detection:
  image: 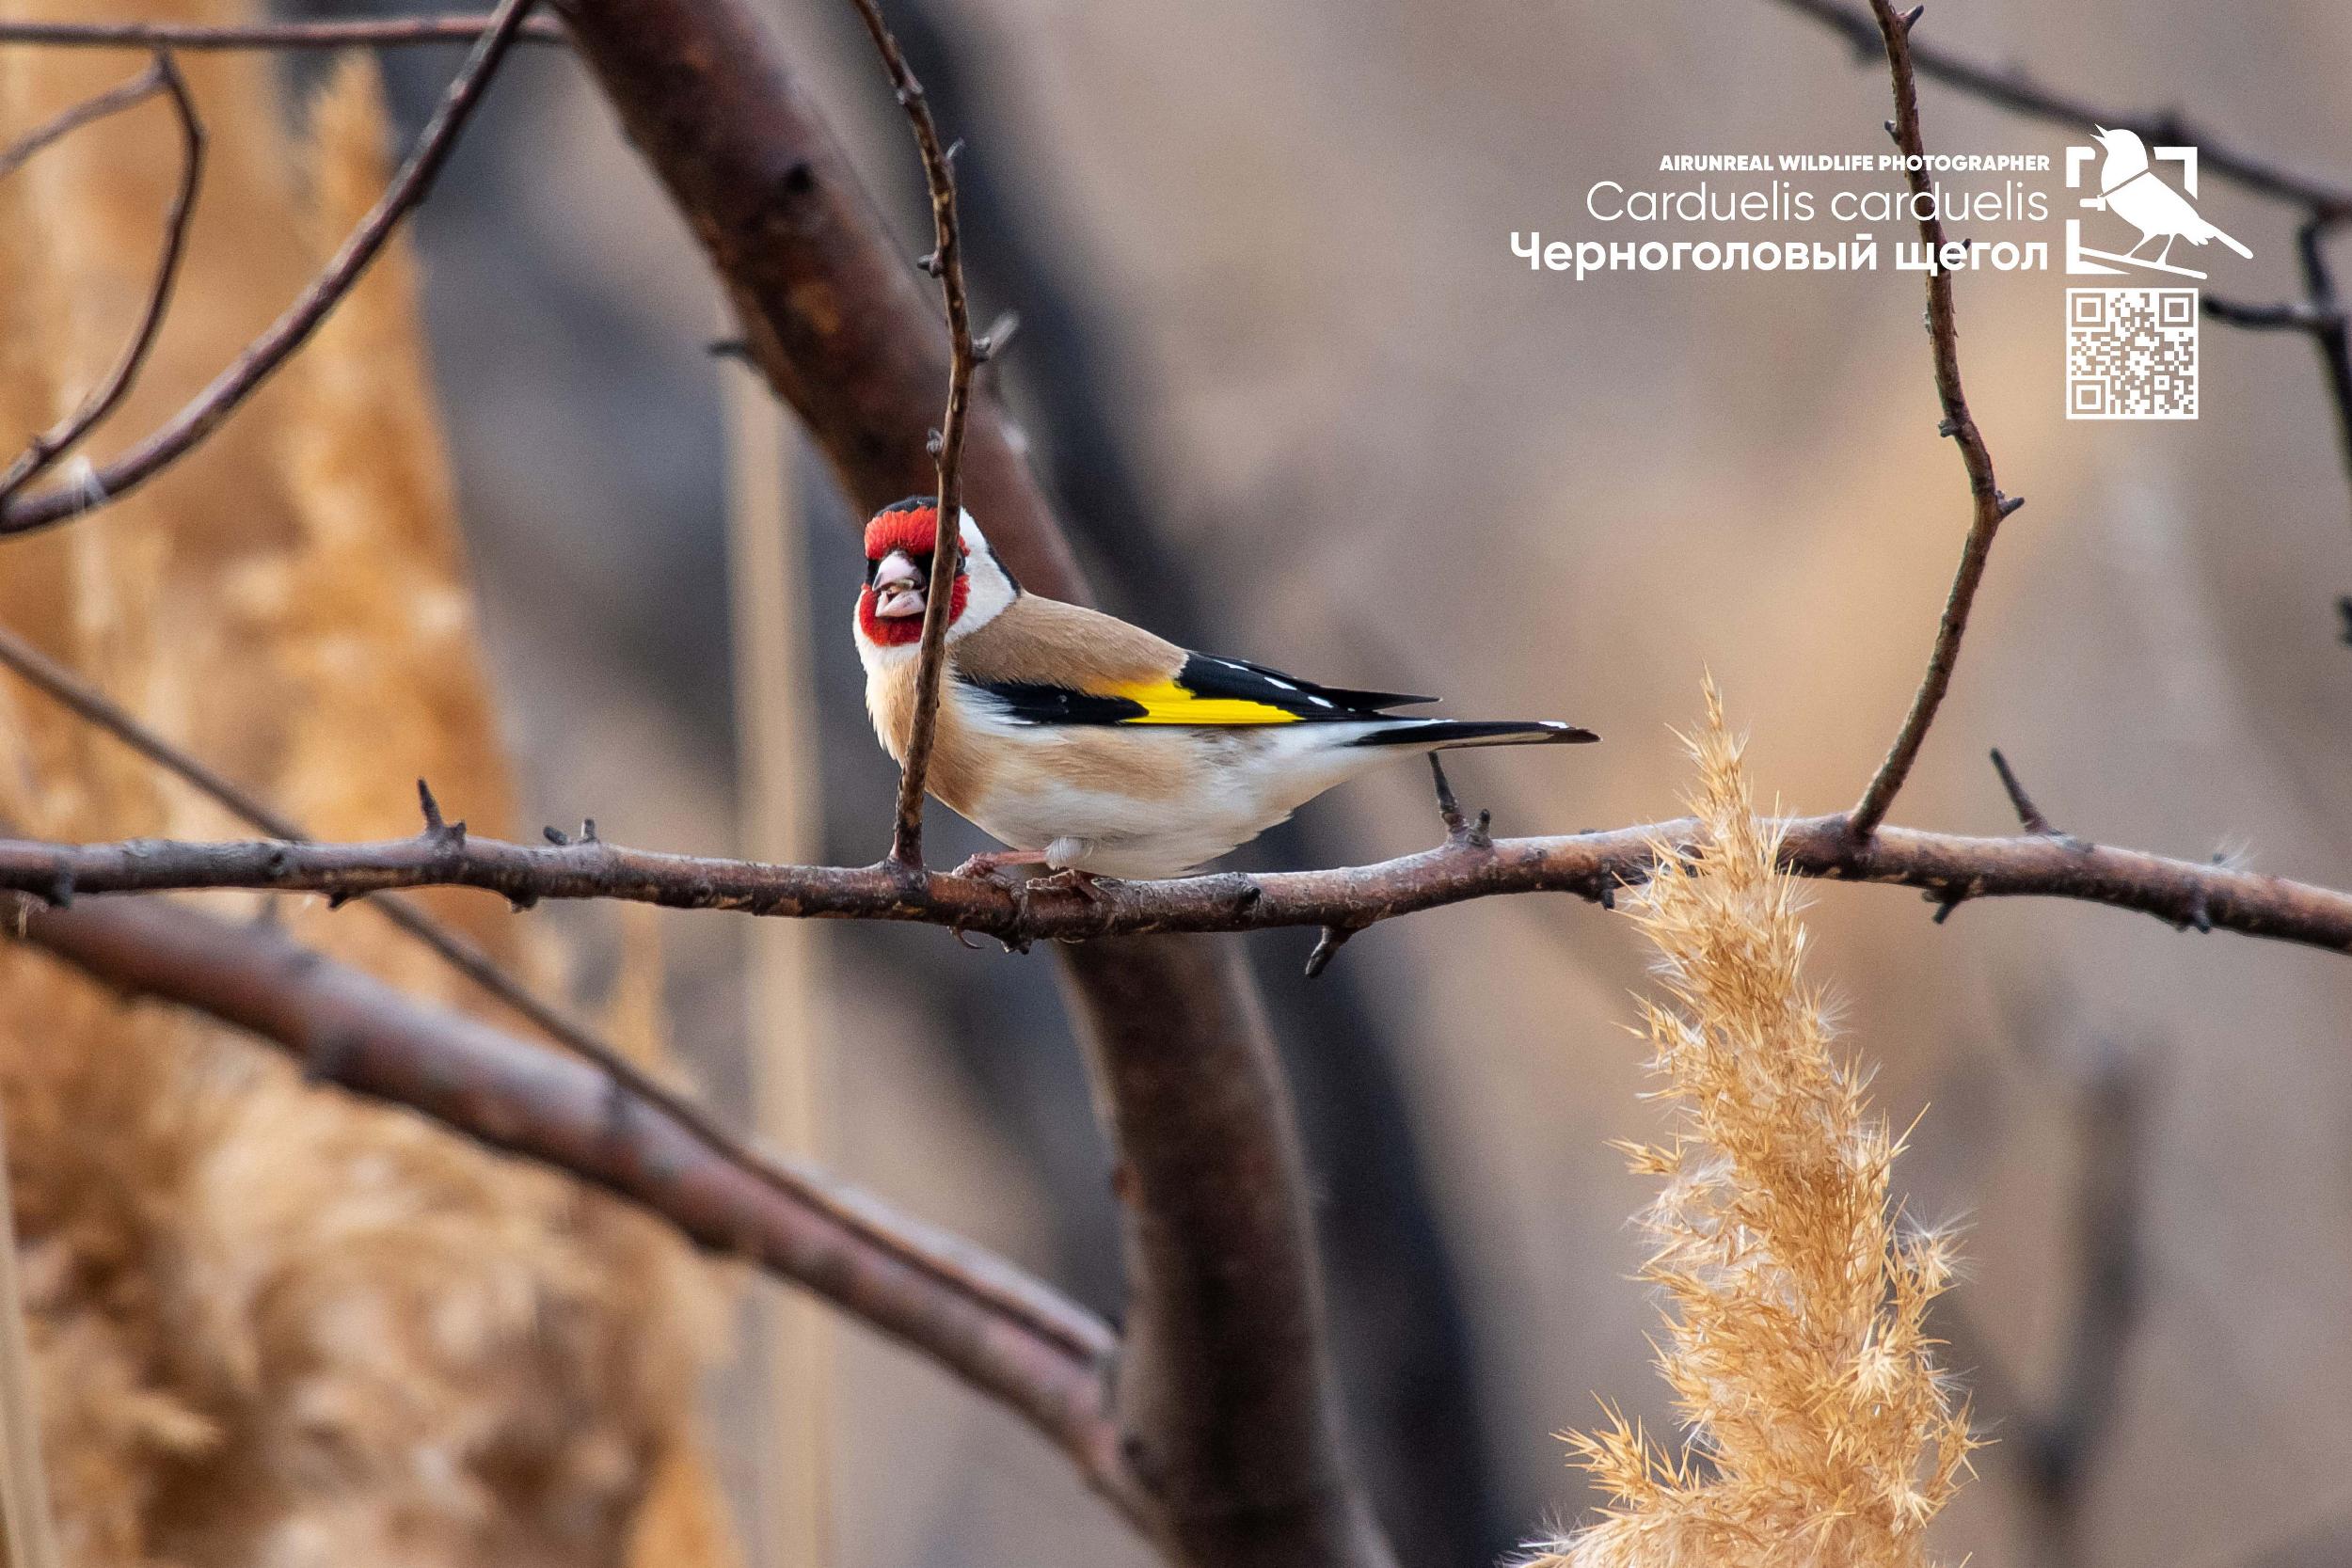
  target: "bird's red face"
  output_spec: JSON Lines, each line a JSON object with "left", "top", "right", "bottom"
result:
{"left": 859, "top": 503, "right": 969, "bottom": 646}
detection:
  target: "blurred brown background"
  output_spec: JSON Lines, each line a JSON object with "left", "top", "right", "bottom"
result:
{"left": 31, "top": 0, "right": 2352, "bottom": 1564}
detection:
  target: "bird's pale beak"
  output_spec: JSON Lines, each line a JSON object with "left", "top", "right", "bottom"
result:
{"left": 871, "top": 550, "right": 927, "bottom": 620}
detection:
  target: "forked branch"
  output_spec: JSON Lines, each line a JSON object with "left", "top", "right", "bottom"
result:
{"left": 0, "top": 55, "right": 168, "bottom": 179}
{"left": 0, "top": 51, "right": 202, "bottom": 502}
{"left": 0, "top": 0, "right": 538, "bottom": 535}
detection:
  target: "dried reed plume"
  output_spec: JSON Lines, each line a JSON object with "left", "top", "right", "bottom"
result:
{"left": 1534, "top": 686, "right": 1974, "bottom": 1568}
{"left": 0, "top": 31, "right": 736, "bottom": 1568}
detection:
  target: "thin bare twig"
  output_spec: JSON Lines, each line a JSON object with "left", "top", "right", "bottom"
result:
{"left": 0, "top": 623, "right": 1106, "bottom": 1366}
{"left": 0, "top": 57, "right": 160, "bottom": 180}
{"left": 0, "top": 52, "right": 202, "bottom": 503}
{"left": 1766, "top": 0, "right": 2352, "bottom": 221}
{"left": 0, "top": 0, "right": 538, "bottom": 536}
{"left": 840, "top": 0, "right": 974, "bottom": 869}
{"left": 7, "top": 810, "right": 2352, "bottom": 955}
{"left": 0, "top": 15, "right": 569, "bottom": 50}
{"left": 1847, "top": 0, "right": 2023, "bottom": 840}
{"left": 9, "top": 892, "right": 1133, "bottom": 1515}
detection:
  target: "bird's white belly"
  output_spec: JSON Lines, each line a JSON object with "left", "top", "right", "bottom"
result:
{"left": 963, "top": 722, "right": 1387, "bottom": 879}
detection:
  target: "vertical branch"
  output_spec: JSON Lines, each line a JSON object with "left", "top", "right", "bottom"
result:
{"left": 553, "top": 0, "right": 1397, "bottom": 1559}
{"left": 838, "top": 0, "right": 974, "bottom": 870}
{"left": 1060, "top": 937, "right": 1400, "bottom": 1568}
{"left": 1848, "top": 0, "right": 2023, "bottom": 839}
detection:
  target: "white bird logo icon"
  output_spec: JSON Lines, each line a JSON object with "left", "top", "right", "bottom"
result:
{"left": 2082, "top": 127, "right": 2252, "bottom": 270}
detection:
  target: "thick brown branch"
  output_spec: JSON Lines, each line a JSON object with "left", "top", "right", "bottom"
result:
{"left": 0, "top": 16, "right": 569, "bottom": 50}
{"left": 1768, "top": 0, "right": 2352, "bottom": 221}
{"left": 8, "top": 893, "right": 1131, "bottom": 1510}
{"left": 0, "top": 0, "right": 537, "bottom": 536}
{"left": 1066, "top": 937, "right": 1397, "bottom": 1568}
{"left": 837, "top": 0, "right": 973, "bottom": 869}
{"left": 6, "top": 815, "right": 2349, "bottom": 953}
{"left": 552, "top": 1, "right": 1388, "bottom": 1560}
{"left": 0, "top": 52, "right": 202, "bottom": 502}
{"left": 0, "top": 627, "right": 1109, "bottom": 1373}
{"left": 1848, "top": 0, "right": 2021, "bottom": 839}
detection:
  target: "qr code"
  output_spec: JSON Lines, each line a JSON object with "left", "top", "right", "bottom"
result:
{"left": 2066, "top": 288, "right": 2198, "bottom": 420}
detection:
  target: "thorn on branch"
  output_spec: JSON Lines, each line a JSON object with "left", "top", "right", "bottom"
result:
{"left": 1937, "top": 417, "right": 1959, "bottom": 436}
{"left": 1428, "top": 753, "right": 1492, "bottom": 849}
{"left": 1304, "top": 924, "right": 1359, "bottom": 979}
{"left": 1926, "top": 887, "right": 1965, "bottom": 924}
{"left": 579, "top": 817, "right": 598, "bottom": 843}
{"left": 416, "top": 778, "right": 465, "bottom": 847}
{"left": 1995, "top": 492, "right": 2026, "bottom": 518}
{"left": 943, "top": 136, "right": 963, "bottom": 168}
{"left": 543, "top": 825, "right": 570, "bottom": 846}
{"left": 1989, "top": 747, "right": 2058, "bottom": 834}
{"left": 2181, "top": 886, "right": 2214, "bottom": 934}
{"left": 1899, "top": 3, "right": 1924, "bottom": 29}
{"left": 917, "top": 249, "right": 944, "bottom": 277}
{"left": 926, "top": 427, "right": 944, "bottom": 457}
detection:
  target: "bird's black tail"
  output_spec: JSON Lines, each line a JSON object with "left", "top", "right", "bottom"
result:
{"left": 1349, "top": 719, "right": 1599, "bottom": 749}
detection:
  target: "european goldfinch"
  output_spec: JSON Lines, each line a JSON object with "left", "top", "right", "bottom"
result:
{"left": 855, "top": 498, "right": 1597, "bottom": 880}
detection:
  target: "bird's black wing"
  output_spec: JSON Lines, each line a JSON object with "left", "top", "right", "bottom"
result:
{"left": 962, "top": 653, "right": 1437, "bottom": 728}
{"left": 1171, "top": 654, "right": 1438, "bottom": 720}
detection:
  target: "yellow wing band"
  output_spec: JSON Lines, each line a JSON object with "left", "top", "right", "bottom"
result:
{"left": 1107, "top": 677, "right": 1303, "bottom": 726}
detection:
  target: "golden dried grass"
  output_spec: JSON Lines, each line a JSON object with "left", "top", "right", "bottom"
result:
{"left": 0, "top": 28, "right": 738, "bottom": 1568}
{"left": 1534, "top": 685, "right": 1974, "bottom": 1568}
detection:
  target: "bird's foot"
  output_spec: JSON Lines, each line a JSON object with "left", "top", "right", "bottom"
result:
{"left": 952, "top": 847, "right": 1047, "bottom": 885}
